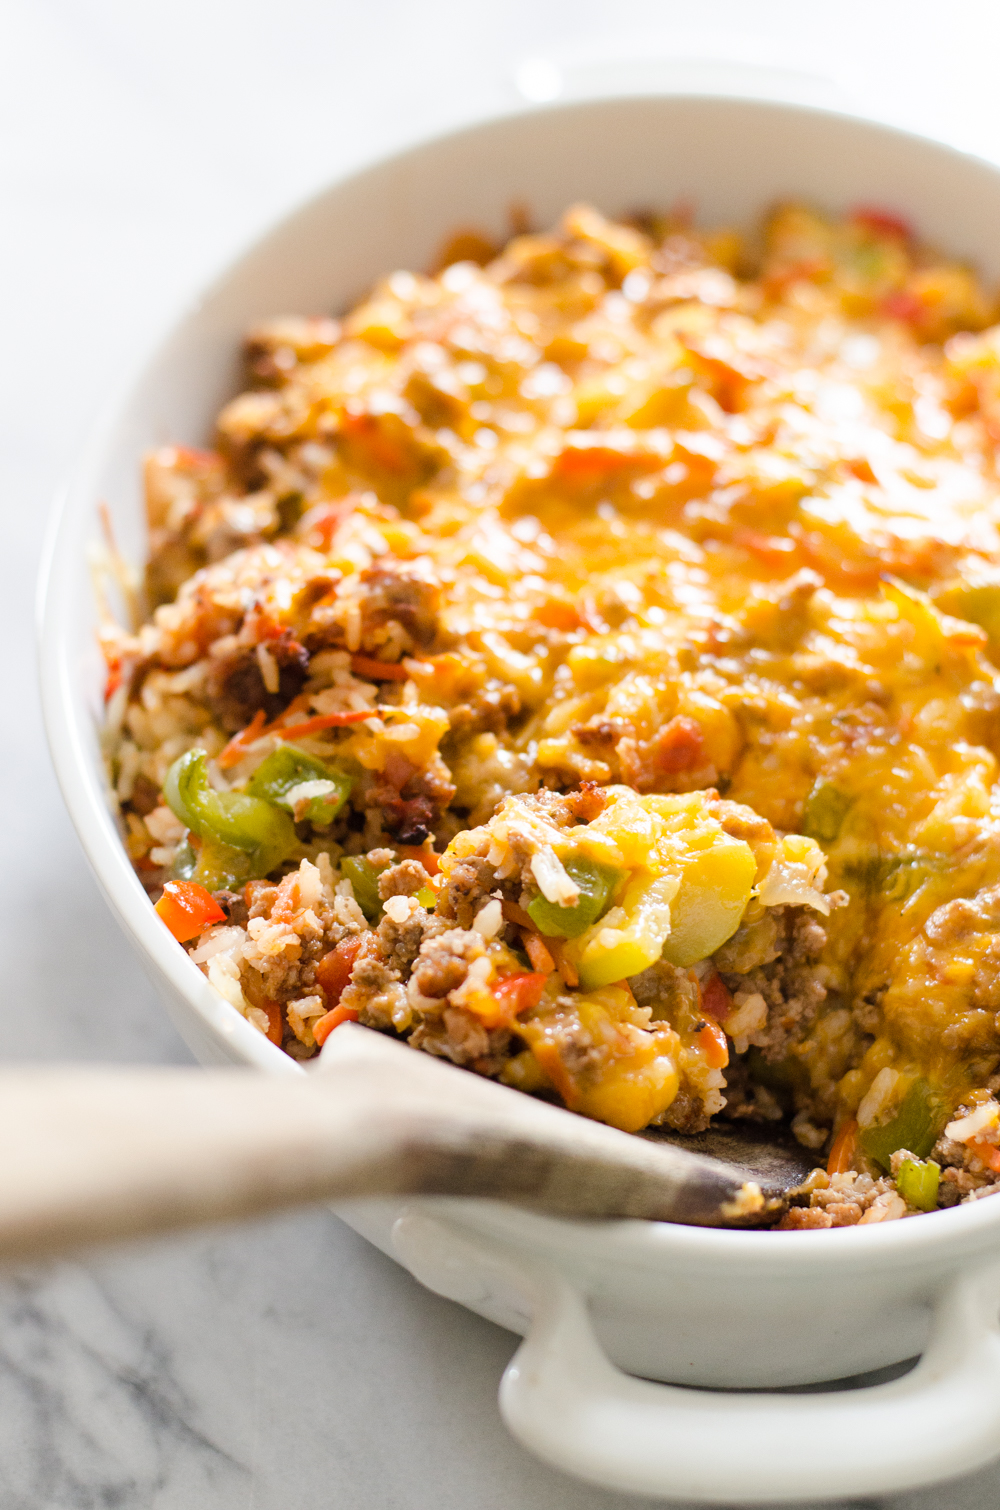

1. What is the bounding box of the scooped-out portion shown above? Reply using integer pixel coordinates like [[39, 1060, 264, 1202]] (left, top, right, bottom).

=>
[[102, 200, 1000, 1225]]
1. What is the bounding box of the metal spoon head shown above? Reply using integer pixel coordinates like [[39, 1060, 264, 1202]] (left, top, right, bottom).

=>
[[646, 1119, 818, 1200]]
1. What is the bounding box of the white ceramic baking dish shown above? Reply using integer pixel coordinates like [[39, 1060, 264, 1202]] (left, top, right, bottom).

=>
[[39, 88, 1000, 1503]]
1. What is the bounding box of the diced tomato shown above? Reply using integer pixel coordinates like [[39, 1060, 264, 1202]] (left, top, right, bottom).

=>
[[491, 971, 548, 1021], [302, 500, 355, 550], [315, 935, 366, 1007], [246, 611, 282, 643], [313, 1005, 361, 1047], [881, 289, 923, 324], [350, 654, 410, 681], [554, 442, 643, 482], [534, 599, 581, 631], [700, 970, 732, 1021], [845, 457, 877, 485], [827, 1118, 858, 1176], [698, 1019, 729, 1070], [155, 881, 226, 942], [104, 666, 123, 702], [851, 205, 912, 240], [654, 715, 706, 774]]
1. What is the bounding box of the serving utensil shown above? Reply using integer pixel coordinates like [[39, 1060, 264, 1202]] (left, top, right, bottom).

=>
[[0, 1024, 808, 1263]]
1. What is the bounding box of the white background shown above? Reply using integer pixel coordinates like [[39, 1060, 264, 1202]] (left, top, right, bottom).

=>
[[4, 2, 1000, 1505]]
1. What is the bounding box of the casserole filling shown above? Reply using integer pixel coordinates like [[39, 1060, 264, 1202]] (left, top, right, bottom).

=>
[[102, 202, 1000, 1224]]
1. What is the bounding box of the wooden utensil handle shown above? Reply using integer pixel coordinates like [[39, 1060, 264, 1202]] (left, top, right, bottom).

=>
[[0, 1034, 761, 1262]]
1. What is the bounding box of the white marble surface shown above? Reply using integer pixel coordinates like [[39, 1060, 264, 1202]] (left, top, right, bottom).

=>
[[5, 1, 1000, 1503]]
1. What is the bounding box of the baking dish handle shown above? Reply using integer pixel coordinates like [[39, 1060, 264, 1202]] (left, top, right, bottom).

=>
[[393, 1210, 1000, 1504]]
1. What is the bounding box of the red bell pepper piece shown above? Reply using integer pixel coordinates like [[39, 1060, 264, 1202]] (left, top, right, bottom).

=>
[[700, 970, 733, 1021], [315, 935, 366, 1007], [492, 971, 548, 1021], [155, 881, 226, 942]]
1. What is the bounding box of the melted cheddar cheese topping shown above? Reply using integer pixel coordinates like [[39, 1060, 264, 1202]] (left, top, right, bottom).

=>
[[118, 201, 1000, 1155]]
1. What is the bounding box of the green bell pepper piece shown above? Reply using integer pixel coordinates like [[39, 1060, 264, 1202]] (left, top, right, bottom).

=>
[[246, 744, 352, 829], [933, 580, 1000, 645], [170, 827, 260, 892], [845, 241, 894, 283], [896, 1157, 941, 1211], [838, 850, 935, 905], [526, 856, 623, 939], [189, 833, 258, 892], [802, 779, 851, 844], [859, 1078, 942, 1171], [170, 836, 198, 882], [164, 749, 298, 881], [342, 855, 390, 924]]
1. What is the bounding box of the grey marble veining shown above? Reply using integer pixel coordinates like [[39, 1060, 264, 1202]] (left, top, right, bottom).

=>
[[0, 1219, 664, 1510], [2, 1214, 1000, 1510], [0, 1266, 246, 1507], [5, 1, 1000, 1505]]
